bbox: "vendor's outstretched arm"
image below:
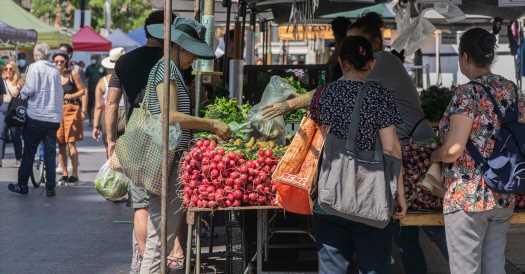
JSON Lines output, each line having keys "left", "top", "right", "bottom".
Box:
{"left": 262, "top": 92, "right": 314, "bottom": 119}
{"left": 157, "top": 81, "right": 230, "bottom": 139}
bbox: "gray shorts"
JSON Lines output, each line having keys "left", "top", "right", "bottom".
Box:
{"left": 129, "top": 182, "right": 149, "bottom": 209}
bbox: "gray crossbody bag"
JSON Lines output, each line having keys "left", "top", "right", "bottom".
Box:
{"left": 317, "top": 82, "right": 401, "bottom": 229}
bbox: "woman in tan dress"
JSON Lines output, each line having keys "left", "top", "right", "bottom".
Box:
{"left": 53, "top": 51, "right": 86, "bottom": 184}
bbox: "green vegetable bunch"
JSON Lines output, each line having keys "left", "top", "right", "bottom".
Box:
{"left": 203, "top": 97, "right": 252, "bottom": 124}
{"left": 420, "top": 86, "right": 454, "bottom": 122}
{"left": 286, "top": 76, "right": 308, "bottom": 94}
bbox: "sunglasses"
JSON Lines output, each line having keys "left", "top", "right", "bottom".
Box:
{"left": 54, "top": 60, "right": 66, "bottom": 65}
{"left": 3, "top": 67, "right": 13, "bottom": 71}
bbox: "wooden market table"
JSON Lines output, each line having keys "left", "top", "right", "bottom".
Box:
{"left": 400, "top": 211, "right": 525, "bottom": 226}
{"left": 185, "top": 207, "right": 525, "bottom": 274}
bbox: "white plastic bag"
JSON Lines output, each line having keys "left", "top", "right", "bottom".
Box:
{"left": 248, "top": 76, "right": 296, "bottom": 141}
{"left": 392, "top": 3, "right": 436, "bottom": 57}
{"left": 94, "top": 161, "right": 131, "bottom": 201}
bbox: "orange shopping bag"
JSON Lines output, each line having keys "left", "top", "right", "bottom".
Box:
{"left": 272, "top": 115, "right": 328, "bottom": 215}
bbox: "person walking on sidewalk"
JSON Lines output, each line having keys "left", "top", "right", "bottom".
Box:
{"left": 8, "top": 43, "right": 63, "bottom": 197}
{"left": 0, "top": 61, "right": 24, "bottom": 168}
{"left": 92, "top": 47, "right": 126, "bottom": 154}
{"left": 53, "top": 51, "right": 87, "bottom": 184}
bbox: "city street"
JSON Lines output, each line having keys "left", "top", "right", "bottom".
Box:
{"left": 0, "top": 132, "right": 132, "bottom": 274}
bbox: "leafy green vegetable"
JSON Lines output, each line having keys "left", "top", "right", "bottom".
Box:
{"left": 286, "top": 76, "right": 308, "bottom": 94}
{"left": 420, "top": 86, "right": 454, "bottom": 122}
{"left": 203, "top": 97, "right": 252, "bottom": 124}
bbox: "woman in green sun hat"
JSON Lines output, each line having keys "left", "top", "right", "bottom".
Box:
{"left": 138, "top": 17, "right": 230, "bottom": 273}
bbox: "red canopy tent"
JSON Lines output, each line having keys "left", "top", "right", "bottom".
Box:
{"left": 72, "top": 26, "right": 111, "bottom": 52}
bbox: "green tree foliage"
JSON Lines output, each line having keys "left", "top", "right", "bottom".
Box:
{"left": 30, "top": 0, "right": 152, "bottom": 32}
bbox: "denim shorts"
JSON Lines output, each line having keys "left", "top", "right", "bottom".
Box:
{"left": 129, "top": 182, "right": 149, "bottom": 209}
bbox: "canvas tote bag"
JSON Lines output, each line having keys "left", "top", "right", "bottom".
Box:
{"left": 317, "top": 82, "right": 401, "bottom": 229}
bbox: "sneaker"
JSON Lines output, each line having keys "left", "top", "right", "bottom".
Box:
{"left": 8, "top": 183, "right": 28, "bottom": 195}
{"left": 14, "top": 160, "right": 21, "bottom": 168}
{"left": 46, "top": 188, "right": 56, "bottom": 197}
{"left": 67, "top": 176, "right": 79, "bottom": 183}
{"left": 57, "top": 176, "right": 68, "bottom": 187}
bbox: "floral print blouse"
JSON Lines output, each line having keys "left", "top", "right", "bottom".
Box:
{"left": 310, "top": 80, "right": 401, "bottom": 151}
{"left": 438, "top": 74, "right": 517, "bottom": 214}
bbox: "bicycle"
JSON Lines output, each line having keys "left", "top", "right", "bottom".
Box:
{"left": 30, "top": 143, "right": 46, "bottom": 188}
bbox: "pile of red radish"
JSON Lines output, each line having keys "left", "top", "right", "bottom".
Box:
{"left": 180, "top": 139, "right": 279, "bottom": 209}
{"left": 402, "top": 142, "right": 442, "bottom": 211}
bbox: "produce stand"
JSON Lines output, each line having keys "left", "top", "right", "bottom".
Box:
{"left": 185, "top": 206, "right": 280, "bottom": 274}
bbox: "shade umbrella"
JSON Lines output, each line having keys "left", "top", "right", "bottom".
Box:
{"left": 128, "top": 27, "right": 147, "bottom": 46}
{"left": 0, "top": 0, "right": 70, "bottom": 48}
{"left": 0, "top": 21, "right": 37, "bottom": 47}
{"left": 72, "top": 26, "right": 112, "bottom": 52}
{"left": 107, "top": 29, "right": 141, "bottom": 52}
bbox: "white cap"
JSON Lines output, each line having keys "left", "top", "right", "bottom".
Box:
{"left": 101, "top": 47, "right": 125, "bottom": 69}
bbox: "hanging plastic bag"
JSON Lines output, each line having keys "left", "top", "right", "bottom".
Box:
{"left": 392, "top": 2, "right": 436, "bottom": 57}
{"left": 95, "top": 161, "right": 131, "bottom": 201}
{"left": 248, "top": 76, "right": 296, "bottom": 141}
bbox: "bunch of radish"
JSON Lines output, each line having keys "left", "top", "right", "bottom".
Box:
{"left": 180, "top": 138, "right": 278, "bottom": 209}
{"left": 241, "top": 149, "right": 279, "bottom": 206}
{"left": 516, "top": 194, "right": 525, "bottom": 210}
{"left": 402, "top": 142, "right": 442, "bottom": 211}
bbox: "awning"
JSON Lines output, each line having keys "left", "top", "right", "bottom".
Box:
{"left": 72, "top": 26, "right": 112, "bottom": 52}
{"left": 321, "top": 3, "right": 395, "bottom": 19}
{"left": 0, "top": 21, "right": 37, "bottom": 47}
{"left": 0, "top": 0, "right": 70, "bottom": 48}
{"left": 107, "top": 29, "right": 141, "bottom": 52}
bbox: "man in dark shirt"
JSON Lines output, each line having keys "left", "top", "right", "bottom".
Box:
{"left": 85, "top": 55, "right": 104, "bottom": 124}
{"left": 105, "top": 10, "right": 175, "bottom": 274}
{"left": 327, "top": 17, "right": 351, "bottom": 83}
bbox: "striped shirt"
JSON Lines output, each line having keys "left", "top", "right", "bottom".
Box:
{"left": 144, "top": 59, "right": 192, "bottom": 151}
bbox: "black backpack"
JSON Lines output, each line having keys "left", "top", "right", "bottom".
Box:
{"left": 466, "top": 82, "right": 525, "bottom": 193}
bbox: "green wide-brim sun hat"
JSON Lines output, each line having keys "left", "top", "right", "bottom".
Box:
{"left": 147, "top": 17, "right": 214, "bottom": 59}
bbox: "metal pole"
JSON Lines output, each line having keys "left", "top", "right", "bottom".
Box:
{"left": 224, "top": 0, "right": 232, "bottom": 88}
{"left": 240, "top": 1, "right": 247, "bottom": 55}
{"left": 161, "top": 1, "right": 173, "bottom": 274}
{"left": 434, "top": 29, "right": 441, "bottom": 86}
{"left": 201, "top": 0, "right": 215, "bottom": 72}
{"left": 104, "top": 0, "right": 112, "bottom": 32}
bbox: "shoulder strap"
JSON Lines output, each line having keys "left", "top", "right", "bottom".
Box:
{"left": 469, "top": 81, "right": 504, "bottom": 123}
{"left": 345, "top": 81, "right": 371, "bottom": 152}
{"left": 465, "top": 80, "right": 509, "bottom": 167}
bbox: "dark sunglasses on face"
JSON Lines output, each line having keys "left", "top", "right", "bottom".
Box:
{"left": 54, "top": 60, "right": 66, "bottom": 65}
{"left": 4, "top": 67, "right": 13, "bottom": 71}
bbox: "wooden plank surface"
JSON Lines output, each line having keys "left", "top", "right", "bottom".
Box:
{"left": 401, "top": 211, "right": 525, "bottom": 226}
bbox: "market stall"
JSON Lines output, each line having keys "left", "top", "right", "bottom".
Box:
{"left": 0, "top": 21, "right": 37, "bottom": 48}
{"left": 0, "top": 0, "right": 70, "bottom": 48}
{"left": 72, "top": 26, "right": 112, "bottom": 52}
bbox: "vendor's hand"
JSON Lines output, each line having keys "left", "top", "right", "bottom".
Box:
{"left": 211, "top": 120, "right": 231, "bottom": 140}
{"left": 92, "top": 127, "right": 101, "bottom": 142}
{"left": 394, "top": 193, "right": 408, "bottom": 220}
{"left": 262, "top": 102, "right": 290, "bottom": 119}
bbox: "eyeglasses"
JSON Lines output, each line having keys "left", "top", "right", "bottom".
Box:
{"left": 54, "top": 60, "right": 66, "bottom": 65}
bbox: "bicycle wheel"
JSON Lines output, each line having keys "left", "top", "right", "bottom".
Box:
{"left": 31, "top": 160, "right": 44, "bottom": 188}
